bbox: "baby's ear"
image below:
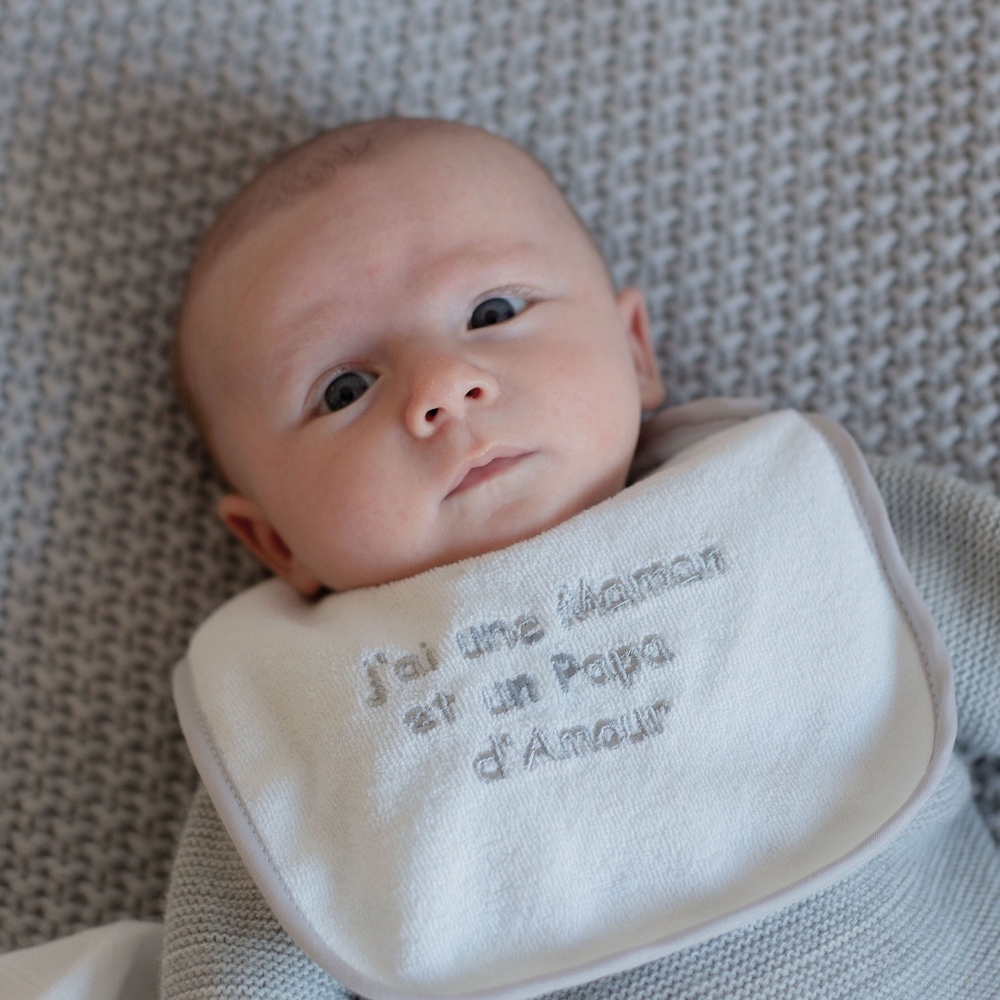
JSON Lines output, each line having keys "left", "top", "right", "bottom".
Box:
{"left": 217, "top": 494, "right": 324, "bottom": 597}
{"left": 616, "top": 287, "right": 666, "bottom": 411}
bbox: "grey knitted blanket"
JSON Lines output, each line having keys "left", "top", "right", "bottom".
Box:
{"left": 3, "top": 0, "right": 1000, "bottom": 954}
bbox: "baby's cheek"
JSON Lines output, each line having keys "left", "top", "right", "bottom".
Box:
{"left": 567, "top": 388, "right": 638, "bottom": 456}
{"left": 325, "top": 480, "right": 427, "bottom": 560}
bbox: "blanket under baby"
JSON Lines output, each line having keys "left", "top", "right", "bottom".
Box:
{"left": 173, "top": 407, "right": 955, "bottom": 1000}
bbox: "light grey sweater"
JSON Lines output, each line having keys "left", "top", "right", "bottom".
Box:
{"left": 160, "top": 431, "right": 1000, "bottom": 1000}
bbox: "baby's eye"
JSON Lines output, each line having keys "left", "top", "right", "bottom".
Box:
{"left": 468, "top": 295, "right": 527, "bottom": 330}
{"left": 322, "top": 370, "right": 376, "bottom": 413}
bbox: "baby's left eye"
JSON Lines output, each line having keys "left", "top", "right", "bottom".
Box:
{"left": 468, "top": 295, "right": 527, "bottom": 330}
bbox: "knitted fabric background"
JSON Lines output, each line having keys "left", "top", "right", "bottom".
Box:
{"left": 1, "top": 0, "right": 998, "bottom": 950}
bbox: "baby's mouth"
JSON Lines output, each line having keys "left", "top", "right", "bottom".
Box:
{"left": 445, "top": 450, "right": 533, "bottom": 498}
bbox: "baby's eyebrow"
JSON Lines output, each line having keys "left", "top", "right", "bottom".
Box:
{"left": 267, "top": 290, "right": 350, "bottom": 346}
{"left": 262, "top": 316, "right": 353, "bottom": 397}
{"left": 270, "top": 238, "right": 543, "bottom": 334}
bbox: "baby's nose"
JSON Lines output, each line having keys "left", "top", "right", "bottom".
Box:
{"left": 404, "top": 355, "right": 499, "bottom": 437}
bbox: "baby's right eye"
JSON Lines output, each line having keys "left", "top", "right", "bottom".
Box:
{"left": 322, "top": 370, "right": 376, "bottom": 413}
{"left": 468, "top": 294, "right": 527, "bottom": 330}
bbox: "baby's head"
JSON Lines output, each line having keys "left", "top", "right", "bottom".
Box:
{"left": 175, "top": 118, "right": 665, "bottom": 596}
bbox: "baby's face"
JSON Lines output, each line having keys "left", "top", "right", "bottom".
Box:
{"left": 182, "top": 130, "right": 664, "bottom": 593}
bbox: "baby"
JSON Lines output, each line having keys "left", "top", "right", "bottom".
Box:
{"left": 175, "top": 116, "right": 666, "bottom": 596}
{"left": 164, "top": 117, "right": 996, "bottom": 1000}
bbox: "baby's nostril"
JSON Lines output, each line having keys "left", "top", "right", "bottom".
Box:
{"left": 425, "top": 408, "right": 439, "bottom": 421}
{"left": 466, "top": 387, "right": 481, "bottom": 399}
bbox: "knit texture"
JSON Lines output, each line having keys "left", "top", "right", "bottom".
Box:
{"left": 160, "top": 454, "right": 1000, "bottom": 1000}
{"left": 3, "top": 0, "right": 1000, "bottom": 951}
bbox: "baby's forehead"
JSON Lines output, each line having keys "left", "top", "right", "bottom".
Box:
{"left": 187, "top": 143, "right": 569, "bottom": 342}
{"left": 195, "top": 123, "right": 562, "bottom": 282}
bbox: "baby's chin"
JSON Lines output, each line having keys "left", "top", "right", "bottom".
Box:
{"left": 321, "top": 542, "right": 520, "bottom": 594}
{"left": 312, "top": 524, "right": 544, "bottom": 595}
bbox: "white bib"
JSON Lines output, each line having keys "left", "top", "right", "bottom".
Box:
{"left": 174, "top": 409, "right": 955, "bottom": 1000}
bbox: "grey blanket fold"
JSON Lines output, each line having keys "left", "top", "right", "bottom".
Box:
{"left": 160, "top": 454, "right": 1000, "bottom": 1000}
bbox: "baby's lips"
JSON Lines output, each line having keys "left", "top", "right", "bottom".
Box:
{"left": 444, "top": 447, "right": 534, "bottom": 498}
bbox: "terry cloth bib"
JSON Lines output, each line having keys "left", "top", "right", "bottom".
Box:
{"left": 174, "top": 409, "right": 955, "bottom": 1000}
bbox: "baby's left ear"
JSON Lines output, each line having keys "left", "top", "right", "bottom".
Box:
{"left": 617, "top": 287, "right": 666, "bottom": 411}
